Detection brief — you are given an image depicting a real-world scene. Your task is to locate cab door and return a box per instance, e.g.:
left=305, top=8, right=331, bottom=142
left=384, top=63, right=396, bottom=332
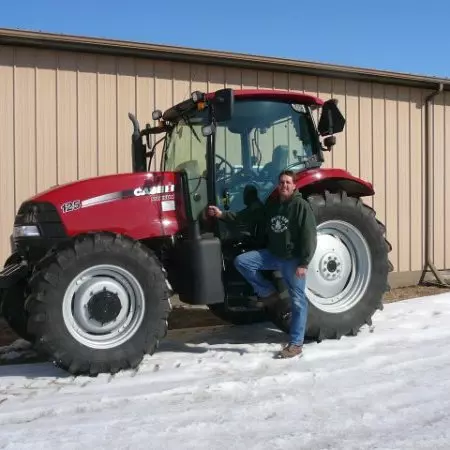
left=213, top=128, right=268, bottom=299
left=166, top=118, right=225, bottom=306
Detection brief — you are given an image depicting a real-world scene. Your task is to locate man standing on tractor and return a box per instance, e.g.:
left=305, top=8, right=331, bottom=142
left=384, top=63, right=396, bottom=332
left=208, top=170, right=317, bottom=359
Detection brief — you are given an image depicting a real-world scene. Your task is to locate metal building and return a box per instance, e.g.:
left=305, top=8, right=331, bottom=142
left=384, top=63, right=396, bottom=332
left=0, top=28, right=449, bottom=288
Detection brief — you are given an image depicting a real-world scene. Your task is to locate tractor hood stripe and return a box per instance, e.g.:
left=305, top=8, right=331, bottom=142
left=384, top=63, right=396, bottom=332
left=81, top=190, right=135, bottom=208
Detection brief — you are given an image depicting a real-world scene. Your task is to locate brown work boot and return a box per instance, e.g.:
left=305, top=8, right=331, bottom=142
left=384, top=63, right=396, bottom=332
left=258, top=291, right=280, bottom=306
left=248, top=292, right=280, bottom=309
left=277, top=343, right=303, bottom=359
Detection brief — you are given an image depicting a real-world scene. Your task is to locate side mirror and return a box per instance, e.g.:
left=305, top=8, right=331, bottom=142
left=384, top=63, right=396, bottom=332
left=323, top=135, right=336, bottom=151
left=317, top=99, right=346, bottom=136
left=211, top=88, right=234, bottom=122
left=128, top=113, right=147, bottom=172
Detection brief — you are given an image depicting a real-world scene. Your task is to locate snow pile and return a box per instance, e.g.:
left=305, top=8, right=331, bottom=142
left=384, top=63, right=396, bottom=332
left=0, top=294, right=450, bottom=449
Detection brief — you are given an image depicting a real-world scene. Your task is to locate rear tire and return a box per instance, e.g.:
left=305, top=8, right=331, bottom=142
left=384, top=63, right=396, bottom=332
left=25, top=232, right=171, bottom=376
left=267, top=190, right=391, bottom=341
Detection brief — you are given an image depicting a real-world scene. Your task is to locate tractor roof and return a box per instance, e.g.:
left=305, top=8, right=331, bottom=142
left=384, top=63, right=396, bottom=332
left=226, top=89, right=324, bottom=106
left=162, top=88, right=323, bottom=123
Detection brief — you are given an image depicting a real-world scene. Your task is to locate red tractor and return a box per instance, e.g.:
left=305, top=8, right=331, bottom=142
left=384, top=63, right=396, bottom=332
left=0, top=88, right=392, bottom=375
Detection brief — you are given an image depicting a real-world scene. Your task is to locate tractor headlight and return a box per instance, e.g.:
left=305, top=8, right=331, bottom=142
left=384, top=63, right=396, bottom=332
left=191, top=90, right=205, bottom=103
left=13, top=225, right=41, bottom=238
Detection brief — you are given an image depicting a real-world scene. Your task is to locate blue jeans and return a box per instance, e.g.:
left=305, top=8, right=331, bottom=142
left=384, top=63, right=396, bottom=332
left=234, top=249, right=308, bottom=346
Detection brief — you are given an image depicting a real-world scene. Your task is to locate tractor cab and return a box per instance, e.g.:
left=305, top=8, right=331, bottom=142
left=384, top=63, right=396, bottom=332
left=131, top=88, right=343, bottom=227
left=165, top=91, right=322, bottom=215
left=129, top=88, right=346, bottom=308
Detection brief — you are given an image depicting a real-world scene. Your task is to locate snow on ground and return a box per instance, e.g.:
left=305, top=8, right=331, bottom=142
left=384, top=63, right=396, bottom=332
left=1, top=293, right=450, bottom=450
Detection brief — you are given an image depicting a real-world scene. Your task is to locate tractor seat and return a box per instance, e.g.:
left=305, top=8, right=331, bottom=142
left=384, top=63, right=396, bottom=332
left=261, top=145, right=289, bottom=179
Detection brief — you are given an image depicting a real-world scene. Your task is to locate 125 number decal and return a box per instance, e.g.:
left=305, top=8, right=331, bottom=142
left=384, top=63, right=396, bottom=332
left=61, top=200, right=81, bottom=214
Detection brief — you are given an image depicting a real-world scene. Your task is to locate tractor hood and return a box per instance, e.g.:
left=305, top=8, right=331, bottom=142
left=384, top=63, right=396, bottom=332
left=24, top=171, right=184, bottom=240
left=31, top=172, right=177, bottom=211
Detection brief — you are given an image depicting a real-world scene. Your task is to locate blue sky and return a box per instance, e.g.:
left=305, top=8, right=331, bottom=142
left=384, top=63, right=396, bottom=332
left=1, top=0, right=449, bottom=78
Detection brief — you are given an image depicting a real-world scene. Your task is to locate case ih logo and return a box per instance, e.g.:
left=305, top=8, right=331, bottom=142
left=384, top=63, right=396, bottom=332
left=133, top=184, right=175, bottom=197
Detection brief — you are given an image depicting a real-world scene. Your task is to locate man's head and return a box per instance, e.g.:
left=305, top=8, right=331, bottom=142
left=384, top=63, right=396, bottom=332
left=278, top=170, right=296, bottom=200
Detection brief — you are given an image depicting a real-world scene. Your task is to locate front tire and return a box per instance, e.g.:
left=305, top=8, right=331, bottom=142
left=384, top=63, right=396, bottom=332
left=25, top=232, right=171, bottom=376
left=268, top=190, right=391, bottom=341
left=1, top=280, right=33, bottom=342
left=0, top=254, right=33, bottom=342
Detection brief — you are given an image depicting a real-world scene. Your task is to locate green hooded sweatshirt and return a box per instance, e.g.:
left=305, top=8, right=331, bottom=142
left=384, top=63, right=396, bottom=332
left=220, top=191, right=317, bottom=268
left=263, top=191, right=317, bottom=267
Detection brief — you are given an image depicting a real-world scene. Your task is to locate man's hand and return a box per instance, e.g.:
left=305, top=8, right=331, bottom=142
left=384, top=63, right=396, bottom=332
left=208, top=205, right=223, bottom=218
left=296, top=267, right=307, bottom=278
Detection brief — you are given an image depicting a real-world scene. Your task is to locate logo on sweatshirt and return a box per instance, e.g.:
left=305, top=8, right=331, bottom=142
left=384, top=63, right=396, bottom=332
left=271, top=215, right=289, bottom=233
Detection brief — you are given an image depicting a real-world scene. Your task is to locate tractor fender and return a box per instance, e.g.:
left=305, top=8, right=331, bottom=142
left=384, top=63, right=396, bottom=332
left=295, top=168, right=375, bottom=198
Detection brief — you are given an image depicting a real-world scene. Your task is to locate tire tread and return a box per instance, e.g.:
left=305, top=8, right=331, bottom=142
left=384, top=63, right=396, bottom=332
left=268, top=190, right=392, bottom=342
left=25, top=232, right=171, bottom=376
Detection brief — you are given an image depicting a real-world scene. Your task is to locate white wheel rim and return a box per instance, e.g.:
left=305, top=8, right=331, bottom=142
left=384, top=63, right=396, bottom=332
left=306, top=220, right=372, bottom=314
left=62, top=264, right=146, bottom=349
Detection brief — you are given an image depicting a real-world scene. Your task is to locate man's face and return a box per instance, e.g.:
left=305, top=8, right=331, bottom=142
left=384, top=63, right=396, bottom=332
left=278, top=174, right=296, bottom=198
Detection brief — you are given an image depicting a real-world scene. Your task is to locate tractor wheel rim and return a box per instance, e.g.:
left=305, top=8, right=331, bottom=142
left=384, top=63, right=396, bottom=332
left=305, top=220, right=372, bottom=314
left=62, top=264, right=145, bottom=349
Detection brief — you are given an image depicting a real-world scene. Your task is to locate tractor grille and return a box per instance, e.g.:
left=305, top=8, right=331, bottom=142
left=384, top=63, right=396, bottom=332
left=13, top=201, right=68, bottom=263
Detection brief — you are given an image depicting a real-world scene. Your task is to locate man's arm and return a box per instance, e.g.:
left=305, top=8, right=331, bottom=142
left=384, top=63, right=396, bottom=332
left=207, top=205, right=243, bottom=223
left=208, top=203, right=262, bottom=226
left=294, top=199, right=318, bottom=269
left=220, top=210, right=238, bottom=223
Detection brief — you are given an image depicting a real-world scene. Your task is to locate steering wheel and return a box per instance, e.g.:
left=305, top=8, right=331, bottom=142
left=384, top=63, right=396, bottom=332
left=215, top=154, right=236, bottom=182
left=215, top=156, right=260, bottom=211
left=215, top=154, right=264, bottom=185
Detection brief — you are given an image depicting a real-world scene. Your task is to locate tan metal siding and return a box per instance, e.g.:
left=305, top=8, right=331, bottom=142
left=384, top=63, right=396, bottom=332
left=0, top=46, right=14, bottom=265
left=15, top=48, right=37, bottom=212
left=57, top=53, right=78, bottom=184
left=98, top=55, right=118, bottom=176
left=358, top=83, right=373, bottom=208
left=385, top=86, right=399, bottom=272
left=445, top=92, right=450, bottom=269
left=0, top=44, right=449, bottom=280
left=409, top=89, right=425, bottom=273
left=431, top=93, right=450, bottom=271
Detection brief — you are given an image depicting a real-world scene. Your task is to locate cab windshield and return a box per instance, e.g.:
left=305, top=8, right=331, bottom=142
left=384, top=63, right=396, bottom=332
left=165, top=99, right=320, bottom=169
left=164, top=98, right=320, bottom=205
left=164, top=110, right=209, bottom=175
